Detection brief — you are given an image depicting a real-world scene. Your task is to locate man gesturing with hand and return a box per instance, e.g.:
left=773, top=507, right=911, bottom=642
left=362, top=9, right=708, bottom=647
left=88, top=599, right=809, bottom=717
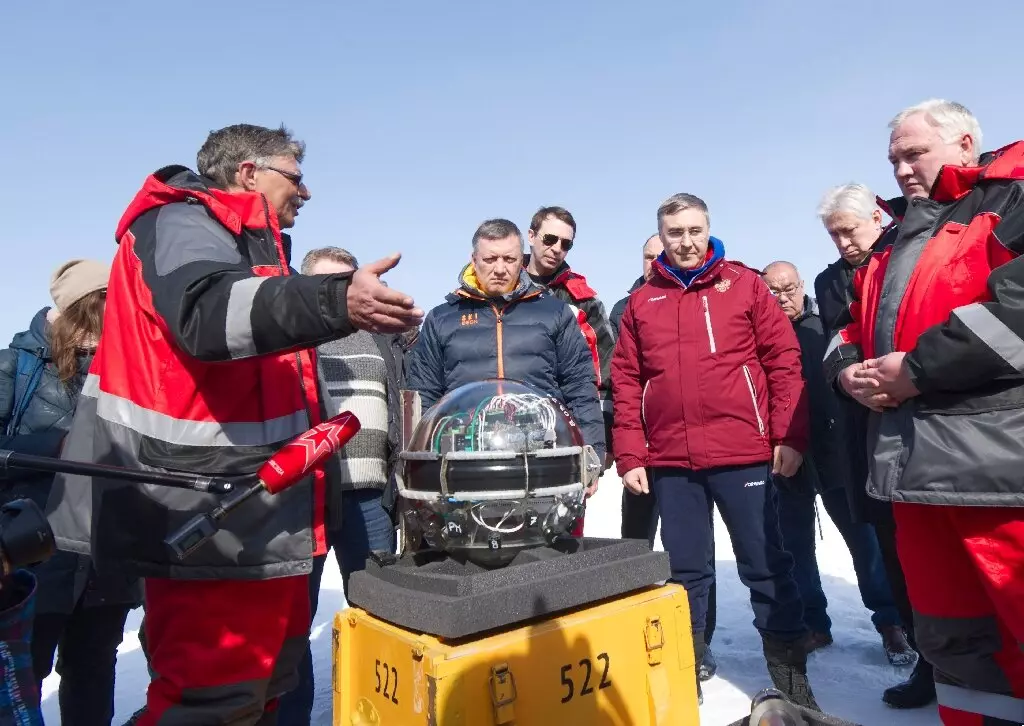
left=612, top=193, right=815, bottom=709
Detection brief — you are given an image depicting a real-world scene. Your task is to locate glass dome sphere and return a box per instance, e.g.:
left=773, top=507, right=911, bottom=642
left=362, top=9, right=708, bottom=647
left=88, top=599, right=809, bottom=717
left=398, top=379, right=600, bottom=567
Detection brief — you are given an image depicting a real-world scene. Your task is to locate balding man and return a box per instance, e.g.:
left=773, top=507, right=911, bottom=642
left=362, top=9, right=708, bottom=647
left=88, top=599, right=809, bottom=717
left=762, top=262, right=910, bottom=668
left=610, top=234, right=663, bottom=542
left=825, top=100, right=1024, bottom=725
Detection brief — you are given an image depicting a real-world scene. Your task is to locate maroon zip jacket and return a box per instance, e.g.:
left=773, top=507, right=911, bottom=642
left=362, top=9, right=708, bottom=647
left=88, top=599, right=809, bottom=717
left=612, top=250, right=808, bottom=475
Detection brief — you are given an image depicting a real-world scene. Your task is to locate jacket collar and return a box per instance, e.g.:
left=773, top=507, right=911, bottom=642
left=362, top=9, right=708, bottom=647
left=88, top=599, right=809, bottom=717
left=931, top=140, right=1024, bottom=202
left=115, top=165, right=282, bottom=244
left=652, top=236, right=726, bottom=290
left=791, top=295, right=818, bottom=324
left=454, top=264, right=538, bottom=303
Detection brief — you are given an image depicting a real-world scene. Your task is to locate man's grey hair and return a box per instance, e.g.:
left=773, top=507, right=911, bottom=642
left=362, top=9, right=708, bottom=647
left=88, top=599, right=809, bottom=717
left=197, top=124, right=306, bottom=188
left=657, top=193, right=710, bottom=226
left=300, top=246, right=358, bottom=275
left=889, top=99, right=983, bottom=162
left=472, top=218, right=523, bottom=251
left=817, top=183, right=880, bottom=222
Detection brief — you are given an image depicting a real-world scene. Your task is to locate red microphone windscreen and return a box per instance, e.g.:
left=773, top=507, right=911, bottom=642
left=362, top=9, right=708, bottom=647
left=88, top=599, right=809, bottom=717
left=258, top=412, right=361, bottom=495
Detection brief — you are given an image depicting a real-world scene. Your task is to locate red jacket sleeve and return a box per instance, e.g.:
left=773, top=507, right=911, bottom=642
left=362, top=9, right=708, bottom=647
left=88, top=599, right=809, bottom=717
left=750, top=277, right=809, bottom=453
left=610, top=297, right=647, bottom=475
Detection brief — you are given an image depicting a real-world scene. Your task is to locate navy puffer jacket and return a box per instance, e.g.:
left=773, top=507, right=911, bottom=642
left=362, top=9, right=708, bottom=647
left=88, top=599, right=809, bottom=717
left=0, top=308, right=141, bottom=614
left=405, top=266, right=606, bottom=457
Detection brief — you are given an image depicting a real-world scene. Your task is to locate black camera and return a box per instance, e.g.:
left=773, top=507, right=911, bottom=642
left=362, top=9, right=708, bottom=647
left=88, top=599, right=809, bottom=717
left=0, top=498, right=56, bottom=577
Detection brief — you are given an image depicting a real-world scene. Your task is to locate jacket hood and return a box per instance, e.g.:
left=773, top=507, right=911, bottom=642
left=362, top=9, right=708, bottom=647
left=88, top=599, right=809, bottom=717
left=114, top=165, right=291, bottom=262
left=454, top=263, right=537, bottom=302
left=523, top=256, right=598, bottom=300
left=931, top=140, right=1024, bottom=202
left=10, top=308, right=52, bottom=356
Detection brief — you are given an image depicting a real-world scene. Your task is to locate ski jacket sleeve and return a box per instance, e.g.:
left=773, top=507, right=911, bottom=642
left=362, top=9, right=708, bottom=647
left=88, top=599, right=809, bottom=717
left=822, top=264, right=869, bottom=390
left=135, top=202, right=356, bottom=363
left=906, top=195, right=1024, bottom=392
left=554, top=306, right=606, bottom=459
left=0, top=348, right=13, bottom=431
left=403, top=309, right=447, bottom=412
left=813, top=266, right=845, bottom=338
left=582, top=297, right=617, bottom=396
left=610, top=299, right=646, bottom=475
left=751, top=278, right=809, bottom=452
left=0, top=348, right=66, bottom=462
left=609, top=296, right=628, bottom=336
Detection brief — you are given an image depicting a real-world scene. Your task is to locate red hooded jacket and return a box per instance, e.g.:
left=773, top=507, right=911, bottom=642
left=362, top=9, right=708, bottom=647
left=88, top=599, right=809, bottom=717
left=612, top=242, right=808, bottom=475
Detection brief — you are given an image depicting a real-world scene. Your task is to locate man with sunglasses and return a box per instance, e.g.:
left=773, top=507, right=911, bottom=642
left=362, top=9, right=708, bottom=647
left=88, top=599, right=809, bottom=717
left=525, top=207, right=617, bottom=467
left=47, top=123, right=423, bottom=725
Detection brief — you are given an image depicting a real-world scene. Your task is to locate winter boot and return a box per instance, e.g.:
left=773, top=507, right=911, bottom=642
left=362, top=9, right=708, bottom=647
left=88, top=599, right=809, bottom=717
left=698, top=645, right=718, bottom=682
left=882, top=656, right=936, bottom=709
left=693, top=632, right=706, bottom=706
left=880, top=625, right=917, bottom=667
left=761, top=634, right=820, bottom=711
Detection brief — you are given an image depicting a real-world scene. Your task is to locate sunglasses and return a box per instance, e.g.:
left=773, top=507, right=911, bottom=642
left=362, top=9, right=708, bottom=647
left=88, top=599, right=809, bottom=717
left=541, top=233, right=574, bottom=252
left=264, top=166, right=305, bottom=188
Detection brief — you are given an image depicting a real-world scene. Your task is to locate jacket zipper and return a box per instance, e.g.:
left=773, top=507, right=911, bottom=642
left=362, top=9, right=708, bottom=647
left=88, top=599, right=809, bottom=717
left=702, top=295, right=717, bottom=354
left=641, top=381, right=650, bottom=428
left=492, top=305, right=505, bottom=378
left=742, top=365, right=766, bottom=438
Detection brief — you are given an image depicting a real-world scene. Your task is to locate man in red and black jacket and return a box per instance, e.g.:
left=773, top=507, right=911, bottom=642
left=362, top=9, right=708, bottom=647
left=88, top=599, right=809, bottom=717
left=524, top=206, right=616, bottom=457
left=613, top=193, right=815, bottom=708
left=825, top=100, right=1024, bottom=726
left=45, top=124, right=422, bottom=724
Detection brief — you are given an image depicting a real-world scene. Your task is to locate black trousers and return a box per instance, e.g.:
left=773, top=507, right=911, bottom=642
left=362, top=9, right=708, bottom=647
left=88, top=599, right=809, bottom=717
left=32, top=602, right=131, bottom=726
left=621, top=488, right=718, bottom=644
left=872, top=514, right=916, bottom=644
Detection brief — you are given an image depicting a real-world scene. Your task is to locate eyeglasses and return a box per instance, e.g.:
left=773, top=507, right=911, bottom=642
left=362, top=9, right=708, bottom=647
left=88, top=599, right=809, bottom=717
left=541, top=233, right=574, bottom=252
left=263, top=166, right=305, bottom=188
left=769, top=283, right=802, bottom=298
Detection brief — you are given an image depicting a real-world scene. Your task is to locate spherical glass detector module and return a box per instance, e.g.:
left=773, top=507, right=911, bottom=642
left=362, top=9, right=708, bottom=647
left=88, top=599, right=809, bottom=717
left=399, top=379, right=601, bottom=567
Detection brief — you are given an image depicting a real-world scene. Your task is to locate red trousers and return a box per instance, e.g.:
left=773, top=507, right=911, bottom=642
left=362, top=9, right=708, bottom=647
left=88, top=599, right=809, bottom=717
left=137, top=575, right=310, bottom=726
left=895, top=503, right=1024, bottom=726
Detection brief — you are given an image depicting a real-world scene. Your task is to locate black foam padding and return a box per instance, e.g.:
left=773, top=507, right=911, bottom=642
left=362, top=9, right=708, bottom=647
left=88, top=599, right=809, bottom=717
left=347, top=538, right=670, bottom=639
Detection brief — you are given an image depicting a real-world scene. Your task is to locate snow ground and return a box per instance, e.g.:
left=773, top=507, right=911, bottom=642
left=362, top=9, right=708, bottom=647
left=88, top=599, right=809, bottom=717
left=41, top=471, right=942, bottom=725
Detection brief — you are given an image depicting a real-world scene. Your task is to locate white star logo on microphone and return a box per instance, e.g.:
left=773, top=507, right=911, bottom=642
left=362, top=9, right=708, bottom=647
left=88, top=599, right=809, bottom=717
left=295, top=416, right=350, bottom=471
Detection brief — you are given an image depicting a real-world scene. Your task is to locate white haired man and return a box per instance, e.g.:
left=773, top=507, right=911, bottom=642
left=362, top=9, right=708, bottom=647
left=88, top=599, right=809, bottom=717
left=824, top=100, right=1024, bottom=726
left=815, top=183, right=933, bottom=709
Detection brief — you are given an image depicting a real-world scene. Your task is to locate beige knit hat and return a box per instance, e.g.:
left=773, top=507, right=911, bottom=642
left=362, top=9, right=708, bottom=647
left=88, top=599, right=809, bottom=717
left=49, top=259, right=110, bottom=312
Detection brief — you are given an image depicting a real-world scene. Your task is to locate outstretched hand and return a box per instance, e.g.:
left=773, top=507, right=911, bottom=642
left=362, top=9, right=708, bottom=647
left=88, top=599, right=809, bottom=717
left=346, top=253, right=424, bottom=334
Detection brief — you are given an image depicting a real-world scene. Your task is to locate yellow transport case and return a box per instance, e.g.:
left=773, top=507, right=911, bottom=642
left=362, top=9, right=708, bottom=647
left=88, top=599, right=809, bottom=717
left=332, top=583, right=698, bottom=726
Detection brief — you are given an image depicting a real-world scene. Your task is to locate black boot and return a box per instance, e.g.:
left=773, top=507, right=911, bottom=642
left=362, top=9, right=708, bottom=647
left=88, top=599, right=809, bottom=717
left=698, top=645, right=718, bottom=682
left=761, top=635, right=820, bottom=711
left=882, top=656, right=936, bottom=709
left=693, top=632, right=706, bottom=706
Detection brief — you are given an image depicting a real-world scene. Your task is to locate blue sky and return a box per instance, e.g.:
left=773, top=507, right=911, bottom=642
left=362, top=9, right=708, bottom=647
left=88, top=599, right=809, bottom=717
left=3, top=1, right=1024, bottom=344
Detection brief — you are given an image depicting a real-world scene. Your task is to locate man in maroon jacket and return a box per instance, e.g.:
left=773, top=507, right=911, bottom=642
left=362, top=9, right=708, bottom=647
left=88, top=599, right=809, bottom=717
left=612, top=193, right=815, bottom=708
